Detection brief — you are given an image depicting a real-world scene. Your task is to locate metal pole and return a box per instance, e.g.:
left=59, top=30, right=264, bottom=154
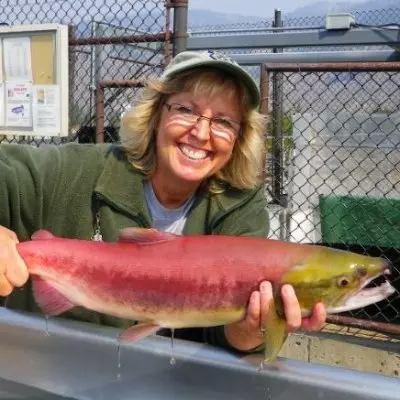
left=95, top=86, right=104, bottom=144
left=230, top=50, right=400, bottom=65
left=70, top=33, right=167, bottom=46
left=93, top=22, right=105, bottom=143
left=326, top=315, right=400, bottom=336
left=259, top=64, right=270, bottom=189
left=95, top=79, right=145, bottom=144
left=171, top=0, right=188, bottom=55
left=271, top=9, right=287, bottom=240
left=271, top=10, right=284, bottom=202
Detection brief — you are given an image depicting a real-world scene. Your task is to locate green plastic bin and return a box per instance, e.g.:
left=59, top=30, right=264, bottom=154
left=319, top=194, right=400, bottom=248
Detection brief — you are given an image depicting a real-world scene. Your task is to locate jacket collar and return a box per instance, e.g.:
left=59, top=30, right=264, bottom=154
left=93, top=145, right=151, bottom=222
left=94, top=145, right=259, bottom=230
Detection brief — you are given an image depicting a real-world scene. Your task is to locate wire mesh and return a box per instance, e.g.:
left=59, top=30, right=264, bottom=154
left=0, top=0, right=399, bottom=342
left=0, top=0, right=169, bottom=145
left=283, top=7, right=400, bottom=28
left=262, top=63, right=400, bottom=335
left=189, top=7, right=400, bottom=33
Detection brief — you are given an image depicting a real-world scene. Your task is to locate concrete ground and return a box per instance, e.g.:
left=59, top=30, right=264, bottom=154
left=279, top=323, right=400, bottom=378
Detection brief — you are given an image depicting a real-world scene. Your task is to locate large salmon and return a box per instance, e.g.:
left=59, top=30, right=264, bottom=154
left=16, top=228, right=395, bottom=363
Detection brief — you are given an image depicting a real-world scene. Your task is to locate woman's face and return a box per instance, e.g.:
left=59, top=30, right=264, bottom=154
left=154, top=90, right=242, bottom=188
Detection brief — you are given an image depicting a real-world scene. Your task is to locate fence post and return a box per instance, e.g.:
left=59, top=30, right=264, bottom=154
left=271, top=9, right=287, bottom=239
left=68, top=25, right=77, bottom=137
left=171, top=0, right=188, bottom=56
left=95, top=84, right=104, bottom=144
left=92, top=22, right=105, bottom=143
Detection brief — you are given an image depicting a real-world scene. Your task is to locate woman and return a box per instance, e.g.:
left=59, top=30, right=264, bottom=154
left=0, top=50, right=326, bottom=354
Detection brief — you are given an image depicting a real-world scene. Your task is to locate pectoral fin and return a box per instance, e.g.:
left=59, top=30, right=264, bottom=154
left=262, top=297, right=288, bottom=363
left=32, top=276, right=75, bottom=316
left=119, top=322, right=161, bottom=343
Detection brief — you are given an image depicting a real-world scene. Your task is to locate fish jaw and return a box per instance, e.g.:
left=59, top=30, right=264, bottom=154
left=327, top=275, right=395, bottom=315
left=280, top=247, right=395, bottom=317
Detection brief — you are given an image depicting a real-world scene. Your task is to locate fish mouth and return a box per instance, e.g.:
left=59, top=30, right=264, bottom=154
left=327, top=267, right=396, bottom=315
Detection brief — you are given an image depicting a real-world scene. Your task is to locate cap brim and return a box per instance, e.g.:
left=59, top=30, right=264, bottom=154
left=163, top=60, right=260, bottom=109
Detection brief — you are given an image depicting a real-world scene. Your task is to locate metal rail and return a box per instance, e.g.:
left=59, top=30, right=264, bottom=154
left=95, top=80, right=145, bottom=143
left=187, top=26, right=400, bottom=50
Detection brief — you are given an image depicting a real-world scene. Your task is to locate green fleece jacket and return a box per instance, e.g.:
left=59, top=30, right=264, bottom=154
left=0, top=142, right=269, bottom=350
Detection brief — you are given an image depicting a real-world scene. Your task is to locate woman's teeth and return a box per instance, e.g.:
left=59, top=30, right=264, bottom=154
left=179, top=144, right=208, bottom=160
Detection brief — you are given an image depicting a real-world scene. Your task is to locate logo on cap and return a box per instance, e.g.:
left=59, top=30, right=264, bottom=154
left=207, top=50, right=237, bottom=65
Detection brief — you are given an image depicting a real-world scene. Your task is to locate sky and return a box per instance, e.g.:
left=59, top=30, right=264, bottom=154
left=188, top=0, right=367, bottom=17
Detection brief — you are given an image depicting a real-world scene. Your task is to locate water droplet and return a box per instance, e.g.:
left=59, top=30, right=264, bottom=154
left=169, top=328, right=176, bottom=365
left=117, top=339, right=122, bottom=380
left=44, top=315, right=50, bottom=336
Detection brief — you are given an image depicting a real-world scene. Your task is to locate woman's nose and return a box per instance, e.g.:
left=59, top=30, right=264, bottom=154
left=191, top=117, right=212, bottom=141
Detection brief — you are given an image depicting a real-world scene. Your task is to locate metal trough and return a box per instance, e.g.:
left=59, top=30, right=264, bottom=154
left=0, top=309, right=398, bottom=399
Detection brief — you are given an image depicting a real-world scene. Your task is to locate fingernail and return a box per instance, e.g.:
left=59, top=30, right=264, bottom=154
left=282, top=284, right=294, bottom=296
left=260, top=281, right=271, bottom=292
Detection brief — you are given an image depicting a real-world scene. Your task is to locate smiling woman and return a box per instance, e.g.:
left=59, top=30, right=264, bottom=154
left=120, top=55, right=266, bottom=196
left=0, top=49, right=327, bottom=359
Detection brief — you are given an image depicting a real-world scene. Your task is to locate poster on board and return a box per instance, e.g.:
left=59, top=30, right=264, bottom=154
left=3, top=37, right=33, bottom=82
left=5, top=81, right=32, bottom=127
left=0, top=24, right=68, bottom=136
left=32, top=85, right=60, bottom=134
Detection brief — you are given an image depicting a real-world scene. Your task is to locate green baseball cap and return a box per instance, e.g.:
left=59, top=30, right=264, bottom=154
left=162, top=50, right=260, bottom=109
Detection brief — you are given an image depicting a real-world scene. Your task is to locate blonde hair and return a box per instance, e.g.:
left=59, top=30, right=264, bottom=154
left=120, top=68, right=266, bottom=192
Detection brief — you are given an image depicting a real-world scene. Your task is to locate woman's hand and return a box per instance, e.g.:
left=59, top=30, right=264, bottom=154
left=0, top=226, right=29, bottom=296
left=223, top=281, right=327, bottom=352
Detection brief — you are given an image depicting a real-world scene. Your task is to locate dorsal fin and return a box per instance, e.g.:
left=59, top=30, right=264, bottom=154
left=31, top=230, right=56, bottom=240
left=118, top=228, right=177, bottom=244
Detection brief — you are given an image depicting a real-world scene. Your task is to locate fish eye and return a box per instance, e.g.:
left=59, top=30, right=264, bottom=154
left=337, top=276, right=350, bottom=288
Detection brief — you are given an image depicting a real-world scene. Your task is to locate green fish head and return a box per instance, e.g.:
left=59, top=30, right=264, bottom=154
left=281, top=247, right=395, bottom=316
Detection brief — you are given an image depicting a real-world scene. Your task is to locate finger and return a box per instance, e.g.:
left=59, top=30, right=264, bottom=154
left=281, top=284, right=302, bottom=332
left=0, top=226, right=19, bottom=242
left=5, top=249, right=29, bottom=287
left=259, top=281, right=273, bottom=329
left=302, top=303, right=327, bottom=331
left=0, top=241, right=29, bottom=287
left=0, top=275, right=14, bottom=297
left=245, top=291, right=261, bottom=328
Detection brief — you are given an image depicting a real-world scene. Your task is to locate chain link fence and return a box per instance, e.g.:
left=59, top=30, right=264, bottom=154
left=0, top=0, right=399, bottom=342
left=0, top=0, right=171, bottom=145
left=262, top=62, right=400, bottom=335
left=189, top=7, right=400, bottom=34
left=189, top=7, right=400, bottom=338
left=283, top=7, right=400, bottom=28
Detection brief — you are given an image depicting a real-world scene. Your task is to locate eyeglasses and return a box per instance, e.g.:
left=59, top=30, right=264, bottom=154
left=164, top=103, right=241, bottom=141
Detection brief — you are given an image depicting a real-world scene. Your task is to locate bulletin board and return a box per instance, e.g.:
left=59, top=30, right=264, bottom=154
left=0, top=24, right=69, bottom=137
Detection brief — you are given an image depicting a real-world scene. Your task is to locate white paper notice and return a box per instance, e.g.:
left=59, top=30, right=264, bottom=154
left=3, top=37, right=32, bottom=81
left=6, top=82, right=32, bottom=127
left=32, top=85, right=60, bottom=134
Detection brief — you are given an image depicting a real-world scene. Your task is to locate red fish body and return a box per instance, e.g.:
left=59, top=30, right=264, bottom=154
left=15, top=228, right=394, bottom=363
left=17, top=232, right=308, bottom=325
